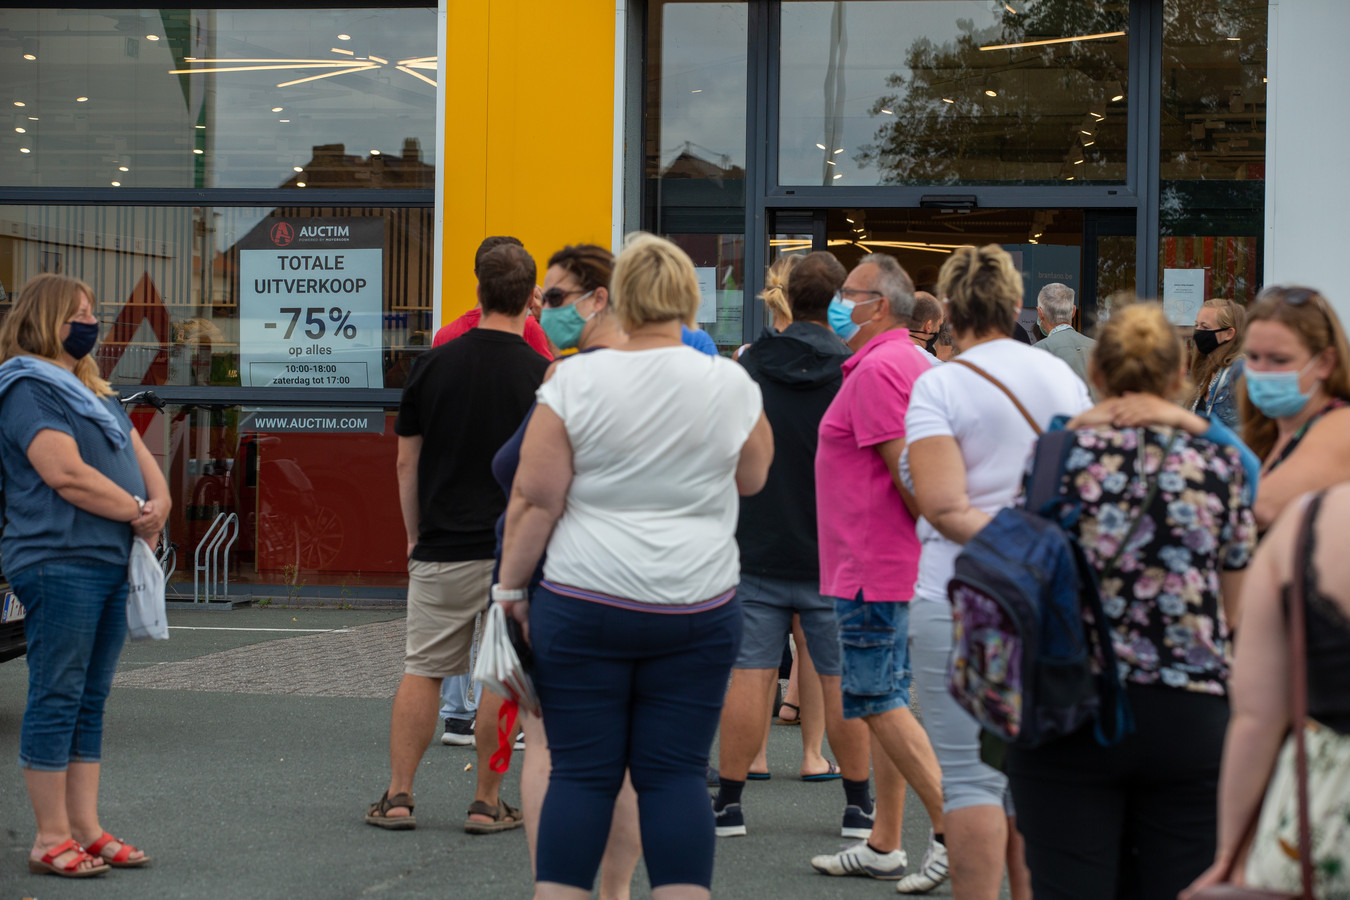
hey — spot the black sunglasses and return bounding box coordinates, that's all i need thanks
[541,286,595,308]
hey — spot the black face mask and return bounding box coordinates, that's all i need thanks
[1193,328,1227,356]
[925,335,938,354]
[62,320,99,360]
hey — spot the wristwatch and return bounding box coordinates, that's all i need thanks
[491,583,526,603]
[132,495,146,518]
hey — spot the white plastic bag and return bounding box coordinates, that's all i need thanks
[126,537,168,641]
[472,602,538,714]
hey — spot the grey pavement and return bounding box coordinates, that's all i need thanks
[0,608,981,899]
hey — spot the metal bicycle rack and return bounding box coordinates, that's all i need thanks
[193,512,239,604]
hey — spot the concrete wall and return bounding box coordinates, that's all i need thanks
[1265,0,1350,316]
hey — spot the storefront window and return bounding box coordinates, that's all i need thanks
[666,232,745,353]
[0,205,433,389]
[779,0,1129,186]
[644,1,748,230]
[1158,0,1266,309]
[0,8,436,189]
[129,402,408,596]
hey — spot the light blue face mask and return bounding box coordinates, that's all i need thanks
[539,290,595,350]
[828,294,859,341]
[1245,359,1319,419]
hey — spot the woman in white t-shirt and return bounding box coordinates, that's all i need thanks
[903,244,1091,899]
[496,232,773,900]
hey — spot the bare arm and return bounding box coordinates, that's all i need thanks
[396,435,422,558]
[909,435,990,544]
[496,406,575,639]
[1218,569,1245,633]
[876,438,918,518]
[735,412,774,496]
[1182,517,1294,897]
[27,428,142,523]
[1067,393,1210,435]
[1254,407,1350,529]
[130,429,171,546]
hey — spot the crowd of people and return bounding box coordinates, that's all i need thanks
[4,231,1349,898]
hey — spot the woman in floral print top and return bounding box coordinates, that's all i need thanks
[1061,422,1256,695]
[1004,302,1258,900]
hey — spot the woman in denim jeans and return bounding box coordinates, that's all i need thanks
[0,274,170,877]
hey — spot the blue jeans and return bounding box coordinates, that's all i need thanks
[440,673,480,722]
[835,594,912,720]
[530,584,741,890]
[12,560,130,772]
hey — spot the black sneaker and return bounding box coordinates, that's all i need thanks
[713,800,746,837]
[840,803,875,839]
[441,718,474,746]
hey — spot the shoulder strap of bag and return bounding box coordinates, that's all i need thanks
[1288,491,1321,900]
[952,359,1042,436]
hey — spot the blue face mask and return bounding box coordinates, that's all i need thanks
[828,294,859,341]
[62,319,99,360]
[538,291,595,351]
[1245,359,1318,419]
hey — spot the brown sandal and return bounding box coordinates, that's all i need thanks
[464,799,523,834]
[365,790,416,829]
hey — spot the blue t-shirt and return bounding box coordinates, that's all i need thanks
[681,325,719,356]
[0,380,145,574]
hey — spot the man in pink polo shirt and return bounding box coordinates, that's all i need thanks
[808,254,948,890]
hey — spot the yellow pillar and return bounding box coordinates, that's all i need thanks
[441,0,617,320]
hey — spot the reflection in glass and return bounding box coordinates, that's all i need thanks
[644,1,748,222]
[0,205,433,387]
[0,8,436,189]
[145,404,409,593]
[779,1,1128,186]
[665,233,745,353]
[1158,0,1266,304]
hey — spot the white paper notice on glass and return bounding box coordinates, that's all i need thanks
[695,266,718,324]
[1162,268,1207,325]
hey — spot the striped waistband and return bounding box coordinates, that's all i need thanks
[539,580,736,614]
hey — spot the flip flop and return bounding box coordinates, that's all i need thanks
[746,771,771,781]
[85,831,151,867]
[366,790,417,829]
[802,760,842,782]
[27,838,109,878]
[774,702,801,726]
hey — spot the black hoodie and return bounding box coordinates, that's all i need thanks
[736,321,851,581]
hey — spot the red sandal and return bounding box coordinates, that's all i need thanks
[27,838,110,878]
[86,831,152,868]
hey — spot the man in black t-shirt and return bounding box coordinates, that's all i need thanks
[365,243,548,834]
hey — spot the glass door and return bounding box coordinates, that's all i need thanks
[764,207,1135,338]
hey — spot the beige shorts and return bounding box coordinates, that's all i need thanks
[404,558,494,678]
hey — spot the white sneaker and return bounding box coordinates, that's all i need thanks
[810,840,908,880]
[895,834,948,894]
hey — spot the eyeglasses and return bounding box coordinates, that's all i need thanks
[840,288,885,302]
[542,286,595,308]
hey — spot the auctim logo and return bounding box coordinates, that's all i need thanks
[270,222,295,247]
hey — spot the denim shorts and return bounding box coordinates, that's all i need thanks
[834,594,911,720]
[735,574,842,676]
[11,559,130,772]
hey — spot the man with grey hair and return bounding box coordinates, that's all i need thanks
[808,254,948,889]
[1034,282,1096,389]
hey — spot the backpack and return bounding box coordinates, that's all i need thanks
[946,427,1174,751]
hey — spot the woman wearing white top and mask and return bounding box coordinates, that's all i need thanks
[496,232,773,900]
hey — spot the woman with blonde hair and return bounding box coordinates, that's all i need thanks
[735,253,799,360]
[496,232,773,900]
[904,243,1091,898]
[0,273,170,877]
[1189,298,1246,428]
[1005,302,1257,899]
[1239,285,1350,528]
